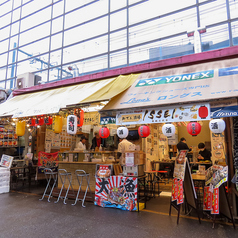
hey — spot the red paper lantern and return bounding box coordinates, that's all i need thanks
[99,127,110,138]
[45,116,53,125]
[30,118,36,126]
[198,105,208,119]
[74,109,84,127]
[138,125,150,138]
[36,117,44,126]
[187,122,201,136]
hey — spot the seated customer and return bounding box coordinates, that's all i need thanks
[197,142,212,162]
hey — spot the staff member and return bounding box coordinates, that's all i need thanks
[197,142,212,162]
[76,135,88,151]
[91,132,106,150]
[177,137,191,152]
[117,138,135,164]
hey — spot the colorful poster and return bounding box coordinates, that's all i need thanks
[0,154,13,169]
[211,188,219,214]
[95,164,113,178]
[173,150,187,180]
[95,176,138,211]
[171,178,178,202]
[177,179,184,204]
[203,186,212,211]
[37,151,59,173]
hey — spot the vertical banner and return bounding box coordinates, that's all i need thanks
[203,186,212,211]
[177,179,184,204]
[95,176,138,211]
[171,178,178,202]
[211,188,219,214]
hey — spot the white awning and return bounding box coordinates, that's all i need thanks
[0,74,139,118]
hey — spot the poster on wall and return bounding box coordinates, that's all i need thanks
[0,154,13,169]
[95,164,113,178]
[37,151,59,174]
[95,176,138,211]
[116,103,210,125]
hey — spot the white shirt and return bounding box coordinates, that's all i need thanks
[118,139,135,164]
[76,141,86,151]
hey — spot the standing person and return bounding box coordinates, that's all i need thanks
[117,138,135,164]
[91,132,106,150]
[197,142,212,162]
[76,135,88,151]
[177,137,191,152]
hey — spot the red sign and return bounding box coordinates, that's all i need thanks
[211,188,219,214]
[203,186,212,211]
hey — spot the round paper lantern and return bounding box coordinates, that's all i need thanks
[16,121,26,136]
[67,115,77,134]
[74,109,84,127]
[36,117,44,126]
[162,123,175,138]
[53,115,63,133]
[117,126,129,139]
[198,105,209,119]
[138,125,150,138]
[209,119,226,134]
[45,116,53,125]
[99,127,110,138]
[187,122,201,136]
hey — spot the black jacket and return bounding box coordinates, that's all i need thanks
[91,137,106,150]
[177,141,191,152]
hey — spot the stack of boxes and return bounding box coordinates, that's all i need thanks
[0,167,10,193]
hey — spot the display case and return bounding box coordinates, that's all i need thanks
[0,125,18,148]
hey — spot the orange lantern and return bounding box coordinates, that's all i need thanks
[99,127,110,138]
[53,115,63,133]
[16,121,26,136]
[74,109,84,127]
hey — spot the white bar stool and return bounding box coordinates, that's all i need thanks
[55,169,75,204]
[72,170,93,207]
[39,168,58,202]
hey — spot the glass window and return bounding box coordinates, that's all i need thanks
[65,0,99,13]
[52,17,64,34]
[0,26,10,41]
[49,67,62,81]
[64,17,108,46]
[12,8,21,22]
[6,63,16,79]
[129,0,196,25]
[10,21,20,36]
[64,0,108,29]
[129,8,197,47]
[49,49,62,68]
[231,21,238,46]
[129,34,191,64]
[110,30,127,51]
[110,50,127,68]
[201,24,229,52]
[0,39,9,53]
[0,0,12,14]
[50,33,62,50]
[9,36,18,50]
[21,0,51,18]
[229,0,238,19]
[19,22,50,46]
[20,7,51,32]
[0,12,11,29]
[0,53,8,67]
[6,79,15,89]
[16,59,33,75]
[110,0,126,11]
[200,0,227,27]
[110,9,127,31]
[63,35,108,64]
[18,38,50,61]
[53,0,64,18]
[13,0,21,9]
[0,68,6,81]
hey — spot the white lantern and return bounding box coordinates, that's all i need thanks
[162,123,175,138]
[67,115,77,134]
[117,126,129,139]
[209,119,226,134]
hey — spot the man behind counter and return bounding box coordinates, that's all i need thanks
[91,132,106,150]
[197,142,212,162]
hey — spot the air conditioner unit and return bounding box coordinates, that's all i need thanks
[16,72,35,89]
